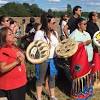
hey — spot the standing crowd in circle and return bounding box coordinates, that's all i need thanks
[0,5,100,100]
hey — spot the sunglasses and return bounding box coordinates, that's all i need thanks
[5,19,9,22]
[83,23,87,25]
[52,22,56,24]
[80,22,87,25]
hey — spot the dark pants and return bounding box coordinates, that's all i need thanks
[0,85,26,100]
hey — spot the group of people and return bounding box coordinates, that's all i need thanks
[0,5,100,100]
[59,6,100,100]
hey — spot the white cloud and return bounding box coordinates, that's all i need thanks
[50,7,66,11]
[0,0,8,4]
[0,0,8,6]
[48,0,61,3]
[87,2,100,6]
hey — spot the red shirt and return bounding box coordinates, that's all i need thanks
[0,46,27,90]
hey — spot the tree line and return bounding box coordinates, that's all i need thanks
[0,2,99,18]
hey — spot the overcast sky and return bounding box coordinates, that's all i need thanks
[1,0,100,12]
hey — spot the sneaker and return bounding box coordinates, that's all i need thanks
[50,96,58,100]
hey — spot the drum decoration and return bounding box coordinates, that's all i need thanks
[26,40,50,64]
[92,51,100,89]
[55,38,78,58]
[70,43,91,99]
[93,31,100,89]
[93,31,100,47]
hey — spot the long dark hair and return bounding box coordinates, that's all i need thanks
[0,27,12,47]
[40,12,56,40]
[88,12,97,21]
[59,14,67,26]
[73,6,81,15]
[0,15,7,25]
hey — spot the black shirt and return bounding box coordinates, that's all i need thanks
[25,23,35,33]
[67,16,79,34]
[86,20,99,38]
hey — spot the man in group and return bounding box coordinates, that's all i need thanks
[20,17,36,50]
[86,11,99,38]
[68,5,82,34]
[25,17,35,34]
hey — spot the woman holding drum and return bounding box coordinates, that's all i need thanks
[27,13,59,100]
[69,17,93,100]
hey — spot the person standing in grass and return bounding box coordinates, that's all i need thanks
[34,13,59,100]
[69,17,93,100]
[0,27,27,100]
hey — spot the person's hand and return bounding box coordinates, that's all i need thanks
[83,40,92,46]
[13,25,19,34]
[17,51,25,64]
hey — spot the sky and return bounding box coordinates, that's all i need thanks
[1,0,100,12]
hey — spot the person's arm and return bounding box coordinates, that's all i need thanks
[13,25,19,34]
[83,32,92,46]
[0,59,21,73]
[83,40,92,46]
[0,50,25,74]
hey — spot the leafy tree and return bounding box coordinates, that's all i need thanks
[48,9,53,15]
[0,8,7,15]
[82,12,89,18]
[23,3,30,13]
[1,2,31,16]
[0,2,96,18]
[67,4,72,16]
[30,4,43,17]
[0,2,43,17]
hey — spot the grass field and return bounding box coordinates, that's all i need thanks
[25,59,100,100]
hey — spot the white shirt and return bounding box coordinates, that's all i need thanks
[61,20,70,36]
[34,30,59,58]
[70,29,93,62]
[61,20,67,35]
[49,32,59,58]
